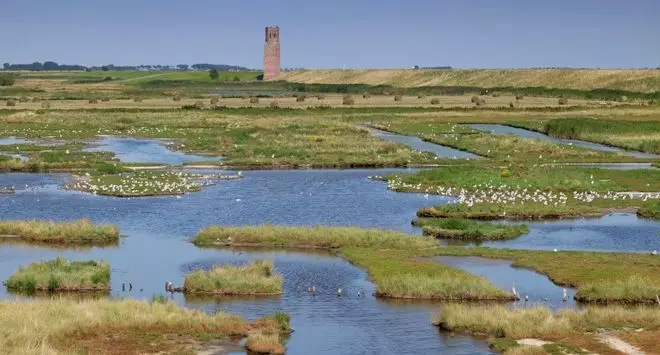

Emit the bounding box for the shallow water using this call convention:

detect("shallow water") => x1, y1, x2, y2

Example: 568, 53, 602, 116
467, 124, 659, 159
0, 169, 492, 354
430, 256, 576, 309
84, 136, 221, 165
476, 213, 660, 253
368, 128, 481, 159
0, 137, 30, 145
1, 168, 658, 353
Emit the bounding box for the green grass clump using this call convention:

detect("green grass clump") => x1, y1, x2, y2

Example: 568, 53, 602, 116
413, 218, 528, 240
0, 219, 119, 244
5, 258, 110, 292
184, 260, 282, 295
194, 225, 438, 249
435, 304, 660, 340
637, 200, 660, 219
342, 248, 513, 300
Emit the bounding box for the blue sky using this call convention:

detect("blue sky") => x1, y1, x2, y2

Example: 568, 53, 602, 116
2, 0, 659, 69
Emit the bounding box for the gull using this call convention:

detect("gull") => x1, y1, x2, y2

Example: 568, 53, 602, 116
562, 288, 568, 302
653, 250, 657, 256
337, 288, 342, 297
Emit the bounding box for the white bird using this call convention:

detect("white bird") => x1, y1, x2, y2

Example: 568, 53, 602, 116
337, 288, 342, 297
524, 295, 529, 302
511, 285, 519, 299
553, 248, 558, 252
653, 250, 657, 256
562, 288, 568, 302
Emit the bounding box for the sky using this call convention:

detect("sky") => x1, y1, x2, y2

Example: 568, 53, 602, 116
2, 0, 659, 69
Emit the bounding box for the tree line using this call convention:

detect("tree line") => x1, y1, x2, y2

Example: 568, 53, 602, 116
1, 62, 251, 72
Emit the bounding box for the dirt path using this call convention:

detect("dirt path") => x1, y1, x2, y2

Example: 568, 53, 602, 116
597, 334, 645, 355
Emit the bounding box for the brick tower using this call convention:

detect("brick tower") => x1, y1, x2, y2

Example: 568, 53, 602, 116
263, 26, 280, 80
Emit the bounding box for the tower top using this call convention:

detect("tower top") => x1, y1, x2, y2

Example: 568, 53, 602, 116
265, 26, 280, 42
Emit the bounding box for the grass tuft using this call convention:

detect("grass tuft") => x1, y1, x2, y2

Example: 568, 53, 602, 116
5, 257, 110, 292
0, 219, 119, 244
183, 260, 282, 295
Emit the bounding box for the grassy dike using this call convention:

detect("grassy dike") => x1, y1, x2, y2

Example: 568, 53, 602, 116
0, 298, 289, 354
0, 219, 119, 245
5, 258, 110, 293
184, 260, 282, 295
413, 218, 529, 240
434, 304, 660, 354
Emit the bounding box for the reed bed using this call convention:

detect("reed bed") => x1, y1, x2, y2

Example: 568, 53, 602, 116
413, 218, 529, 240
5, 258, 110, 292
194, 225, 439, 249
183, 260, 282, 295
0, 219, 119, 244
435, 304, 660, 340
342, 248, 513, 300
0, 298, 284, 354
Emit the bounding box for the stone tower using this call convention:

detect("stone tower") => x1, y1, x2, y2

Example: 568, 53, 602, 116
263, 26, 280, 80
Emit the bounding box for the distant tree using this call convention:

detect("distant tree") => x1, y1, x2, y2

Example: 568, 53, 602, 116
43, 61, 59, 70
209, 69, 219, 80
2, 63, 9, 70
233, 76, 241, 82
176, 64, 189, 70
101, 66, 109, 72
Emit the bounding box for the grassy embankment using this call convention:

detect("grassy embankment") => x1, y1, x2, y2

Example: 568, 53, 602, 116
0, 298, 289, 354
5, 258, 110, 292
0, 219, 119, 245
514, 117, 660, 154
184, 260, 282, 295
435, 304, 660, 354
194, 225, 514, 301
369, 121, 656, 163
413, 218, 529, 240
430, 246, 660, 304
387, 165, 660, 219
65, 171, 215, 197
277, 68, 660, 94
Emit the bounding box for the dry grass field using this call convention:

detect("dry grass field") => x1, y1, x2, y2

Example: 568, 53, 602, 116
0, 94, 597, 110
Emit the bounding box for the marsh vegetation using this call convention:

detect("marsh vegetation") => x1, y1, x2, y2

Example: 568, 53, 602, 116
0, 219, 119, 244
5, 258, 110, 292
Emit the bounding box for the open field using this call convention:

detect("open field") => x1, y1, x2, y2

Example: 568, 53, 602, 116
0, 297, 287, 354
5, 258, 110, 293
0, 219, 119, 245
277, 69, 660, 92
413, 218, 529, 240
183, 260, 282, 295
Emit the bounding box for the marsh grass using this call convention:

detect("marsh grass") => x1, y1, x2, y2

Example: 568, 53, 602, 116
413, 218, 529, 240
183, 260, 282, 295
5, 257, 110, 292
0, 298, 282, 354
539, 117, 660, 154
0, 219, 119, 244
435, 304, 660, 340
246, 332, 286, 354
432, 247, 660, 304
194, 225, 438, 249
67, 171, 205, 197
418, 203, 605, 220
342, 248, 513, 300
